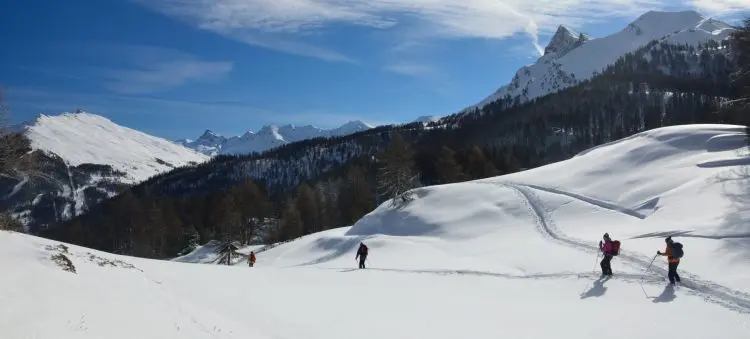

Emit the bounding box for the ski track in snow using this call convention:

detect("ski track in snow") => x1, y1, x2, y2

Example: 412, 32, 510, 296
499, 182, 750, 314
517, 183, 647, 219
328, 267, 665, 284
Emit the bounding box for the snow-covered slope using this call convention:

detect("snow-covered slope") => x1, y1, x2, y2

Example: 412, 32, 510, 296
23, 112, 208, 183
469, 10, 734, 110
177, 120, 374, 156
258, 124, 750, 310
4, 124, 749, 338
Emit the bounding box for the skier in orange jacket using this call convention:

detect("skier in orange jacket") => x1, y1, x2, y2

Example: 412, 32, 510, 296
657, 236, 681, 285
248, 251, 256, 267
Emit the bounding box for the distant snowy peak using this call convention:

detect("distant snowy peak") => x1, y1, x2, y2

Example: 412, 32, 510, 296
180, 120, 374, 156
414, 116, 439, 124
331, 120, 373, 136
544, 25, 589, 56
467, 10, 733, 113
21, 112, 208, 183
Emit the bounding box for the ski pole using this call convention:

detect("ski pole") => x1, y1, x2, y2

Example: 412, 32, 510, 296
592, 252, 600, 274
640, 254, 658, 283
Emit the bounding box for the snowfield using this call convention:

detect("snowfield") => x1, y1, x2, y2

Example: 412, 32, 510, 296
2, 124, 750, 338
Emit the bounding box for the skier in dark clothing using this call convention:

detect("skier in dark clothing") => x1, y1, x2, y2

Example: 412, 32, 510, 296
599, 233, 614, 276
355, 242, 368, 269
657, 236, 681, 285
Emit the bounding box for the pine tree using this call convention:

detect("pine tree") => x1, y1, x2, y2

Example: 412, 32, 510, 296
215, 237, 239, 265
278, 198, 303, 241
727, 18, 750, 141
730, 18, 750, 98
376, 132, 418, 205
295, 183, 320, 234
435, 146, 464, 184
340, 165, 375, 225
465, 145, 497, 180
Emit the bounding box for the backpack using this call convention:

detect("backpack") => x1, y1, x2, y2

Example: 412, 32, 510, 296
611, 240, 621, 256
672, 242, 683, 259
359, 245, 368, 256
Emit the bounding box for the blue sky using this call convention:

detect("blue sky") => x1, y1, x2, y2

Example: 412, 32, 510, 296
1, 0, 747, 140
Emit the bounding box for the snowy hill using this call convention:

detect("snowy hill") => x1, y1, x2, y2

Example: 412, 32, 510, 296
177, 120, 374, 156
3, 124, 750, 338
1, 112, 207, 230
256, 124, 750, 308
469, 10, 734, 111
24, 112, 208, 183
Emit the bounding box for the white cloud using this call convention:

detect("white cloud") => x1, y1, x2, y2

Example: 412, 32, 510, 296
90, 45, 234, 94
133, 0, 692, 61
690, 0, 750, 16
234, 33, 356, 63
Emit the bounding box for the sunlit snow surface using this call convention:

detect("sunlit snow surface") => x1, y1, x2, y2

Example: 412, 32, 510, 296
3, 124, 750, 338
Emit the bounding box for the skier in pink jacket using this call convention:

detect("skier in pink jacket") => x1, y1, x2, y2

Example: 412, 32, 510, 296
599, 233, 614, 276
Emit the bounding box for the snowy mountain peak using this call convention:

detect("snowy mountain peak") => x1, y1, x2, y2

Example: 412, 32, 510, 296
333, 120, 374, 134
21, 111, 208, 184
544, 25, 589, 56
626, 10, 705, 37
466, 10, 733, 112
414, 115, 439, 124
240, 130, 255, 139
258, 125, 281, 136
200, 129, 219, 138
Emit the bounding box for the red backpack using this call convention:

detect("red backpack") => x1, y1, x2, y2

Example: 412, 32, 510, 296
611, 240, 621, 256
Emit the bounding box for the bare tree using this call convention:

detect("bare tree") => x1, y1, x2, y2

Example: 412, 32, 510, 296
0, 86, 36, 232
0, 212, 23, 232
376, 132, 419, 206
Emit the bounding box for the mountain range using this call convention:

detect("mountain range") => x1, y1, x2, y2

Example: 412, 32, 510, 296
1, 10, 738, 235
175, 121, 375, 156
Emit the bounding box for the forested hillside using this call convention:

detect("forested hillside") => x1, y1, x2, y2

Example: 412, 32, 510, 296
41, 23, 749, 259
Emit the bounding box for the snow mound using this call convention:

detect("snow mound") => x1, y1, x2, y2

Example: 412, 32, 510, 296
22, 112, 208, 183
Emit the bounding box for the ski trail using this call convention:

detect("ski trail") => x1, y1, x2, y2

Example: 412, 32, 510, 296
501, 182, 750, 314
327, 267, 665, 284
517, 183, 646, 219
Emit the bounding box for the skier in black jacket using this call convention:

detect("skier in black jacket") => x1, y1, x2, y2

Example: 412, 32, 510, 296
355, 243, 368, 269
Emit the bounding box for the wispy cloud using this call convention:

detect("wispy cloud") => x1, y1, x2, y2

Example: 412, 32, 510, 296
233, 33, 356, 63
690, 0, 750, 16
132, 0, 697, 62
89, 45, 233, 94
